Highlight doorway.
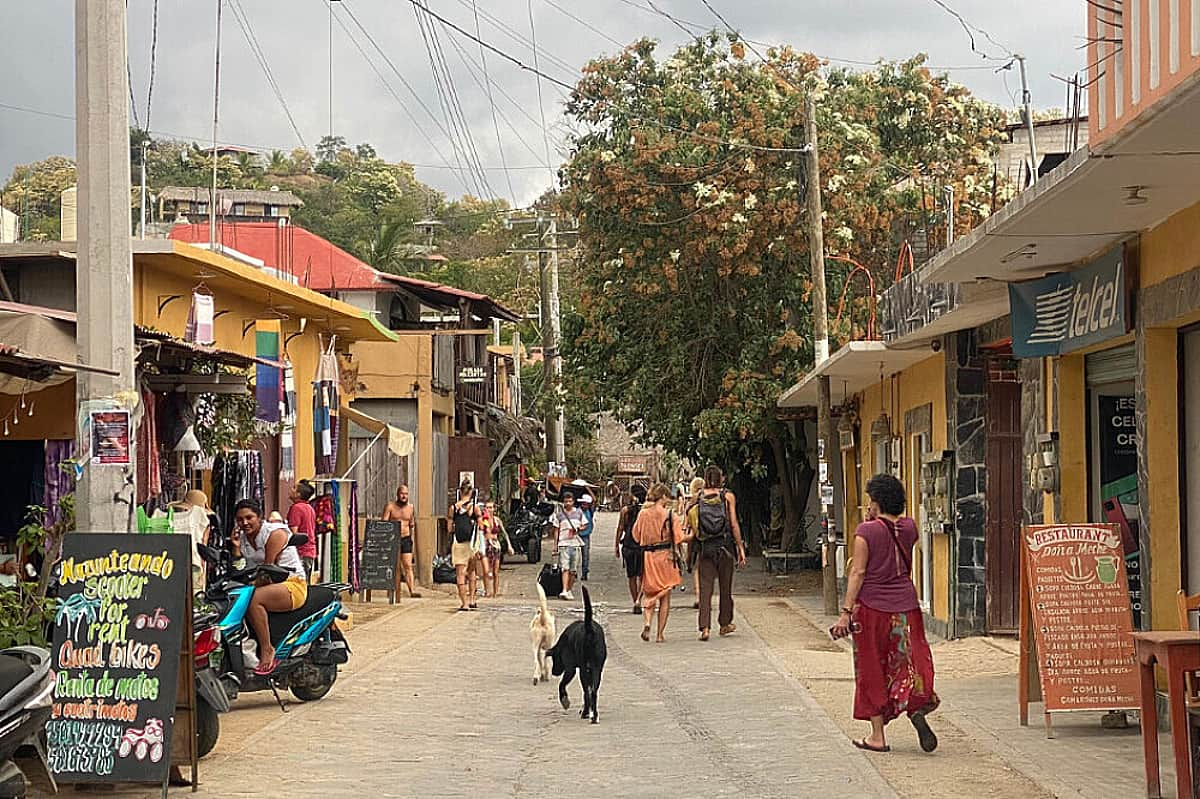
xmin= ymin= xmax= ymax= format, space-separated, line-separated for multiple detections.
xmin=985 ymin=359 xmax=1023 ymax=634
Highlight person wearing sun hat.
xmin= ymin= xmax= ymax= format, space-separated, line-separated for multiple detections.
xmin=578 ymin=493 xmax=595 ymax=581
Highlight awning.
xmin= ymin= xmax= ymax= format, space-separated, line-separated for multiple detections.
xmin=881 ymin=276 xmax=1010 ymax=348
xmin=921 ymin=76 xmax=1200 ymax=286
xmin=340 ymin=404 xmax=414 ymax=458
xmin=777 ymin=341 xmax=935 ymax=409
xmin=0 ymin=306 xmax=118 ymax=392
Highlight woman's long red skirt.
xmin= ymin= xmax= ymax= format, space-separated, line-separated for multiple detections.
xmin=851 ymin=603 xmax=938 ymax=723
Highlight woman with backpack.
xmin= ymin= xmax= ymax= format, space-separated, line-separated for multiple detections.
xmin=615 ymin=484 xmax=648 ymax=614
xmin=449 ymin=480 xmax=482 ymax=611
xmin=688 ymin=465 xmax=747 ymax=641
xmin=830 ymin=474 xmax=939 ymax=754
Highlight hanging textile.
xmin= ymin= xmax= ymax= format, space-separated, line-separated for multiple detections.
xmin=312 ymin=478 xmax=359 ymax=588
xmin=43 ymin=439 xmax=75 ymax=527
xmin=348 ymin=480 xmax=359 ymax=593
xmin=211 ymin=450 xmax=264 ymax=542
xmin=185 ymin=291 xmax=215 ymax=345
xmin=313 ymin=491 xmax=336 ymax=582
xmin=280 ymin=358 xmax=296 ymax=482
xmin=255 ymin=327 xmax=282 ymax=424
xmin=313 ymin=336 xmax=340 ymax=476
xmin=136 ymin=389 xmax=162 ymax=504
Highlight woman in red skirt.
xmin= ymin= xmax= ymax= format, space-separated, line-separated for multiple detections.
xmin=831 ymin=473 xmax=939 ymax=753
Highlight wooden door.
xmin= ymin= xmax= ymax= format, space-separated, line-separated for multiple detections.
xmin=985 ymin=374 xmax=1023 ymax=633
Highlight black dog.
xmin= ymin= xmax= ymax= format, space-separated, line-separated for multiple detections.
xmin=547 ymin=586 xmax=606 ymax=723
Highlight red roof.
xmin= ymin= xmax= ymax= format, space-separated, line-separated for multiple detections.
xmin=169 ymin=222 xmax=520 ymax=321
xmin=170 ymin=222 xmax=387 ymax=291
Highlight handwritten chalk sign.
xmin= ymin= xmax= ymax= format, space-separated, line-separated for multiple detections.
xmin=360 ymin=520 xmax=401 ymax=595
xmin=48 ymin=533 xmax=190 ymax=786
xmin=1018 ymin=523 xmax=1139 ymax=737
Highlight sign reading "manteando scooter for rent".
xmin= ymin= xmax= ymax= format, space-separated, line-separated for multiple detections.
xmin=1009 ymin=246 xmax=1128 ymax=358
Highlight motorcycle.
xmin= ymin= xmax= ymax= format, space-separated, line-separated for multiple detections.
xmin=199 ymin=545 xmax=350 ymax=711
xmin=0 ymin=646 xmax=53 ymax=799
xmin=192 ymin=609 xmax=228 ymax=758
xmin=506 ymin=501 xmax=555 ymax=564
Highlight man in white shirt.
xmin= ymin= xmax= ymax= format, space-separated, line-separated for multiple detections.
xmin=552 ymin=492 xmax=589 ymax=600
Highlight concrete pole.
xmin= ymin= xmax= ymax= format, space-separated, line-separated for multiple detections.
xmin=75 ymin=0 xmax=137 ymax=532
xmin=512 ymin=330 xmax=522 ymax=416
xmin=139 ymin=140 xmax=147 ymax=239
xmin=1016 ymin=55 xmax=1039 ymax=185
xmin=805 ymin=95 xmax=839 ymax=616
xmin=536 ymin=215 xmax=559 ymax=467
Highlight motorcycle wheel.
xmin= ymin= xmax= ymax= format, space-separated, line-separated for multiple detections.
xmin=195 ymin=696 xmax=220 ymax=759
xmin=290 ymin=663 xmax=337 ymax=702
xmin=526 ymin=535 xmax=541 ymax=564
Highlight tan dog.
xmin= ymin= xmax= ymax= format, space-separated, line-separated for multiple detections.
xmin=530 ymin=582 xmax=557 ymax=684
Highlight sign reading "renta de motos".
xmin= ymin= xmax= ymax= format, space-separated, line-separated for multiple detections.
xmin=1009 ymin=247 xmax=1127 ymax=358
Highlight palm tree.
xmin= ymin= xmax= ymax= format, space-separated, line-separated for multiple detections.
xmin=364 ymin=220 xmax=410 ymax=274
xmin=268 ymin=150 xmax=289 ymax=175
xmin=235 ymin=152 xmax=262 ymax=180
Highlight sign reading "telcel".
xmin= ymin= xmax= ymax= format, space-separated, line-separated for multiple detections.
xmin=1009 ymin=246 xmax=1128 ymax=358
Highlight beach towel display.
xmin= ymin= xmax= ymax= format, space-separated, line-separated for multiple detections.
xmin=313 ymin=478 xmax=360 ymax=591
xmin=280 ymin=358 xmax=297 ymax=482
xmin=185 ymin=291 xmax=215 ymax=345
xmin=255 ymin=328 xmax=281 ymax=424
xmin=313 ymin=337 xmax=339 ymax=476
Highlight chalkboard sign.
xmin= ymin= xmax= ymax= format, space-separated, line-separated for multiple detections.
xmin=360 ymin=520 xmax=401 ymax=594
xmin=48 ymin=533 xmax=190 ymax=785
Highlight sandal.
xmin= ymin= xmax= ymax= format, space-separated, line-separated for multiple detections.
xmin=852 ymin=738 xmax=890 ymax=753
xmin=719 ymin=623 xmax=737 ymax=636
xmin=641 ymin=625 xmax=651 ymax=642
xmin=253 ymin=658 xmax=279 ymax=676
xmin=455 ymin=606 xmax=470 ymax=612
xmin=468 ymin=603 xmax=478 ymax=610
xmin=699 ymin=629 xmax=710 ymax=641
xmin=910 ymin=712 xmax=938 ymax=752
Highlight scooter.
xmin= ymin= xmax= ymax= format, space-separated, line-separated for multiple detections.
xmin=0 ymin=646 xmax=54 ymax=799
xmin=192 ymin=610 xmax=229 ymax=758
xmin=508 ymin=501 xmax=555 ymax=564
xmin=199 ymin=546 xmax=350 ymax=711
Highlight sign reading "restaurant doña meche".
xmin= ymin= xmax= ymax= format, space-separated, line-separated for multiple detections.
xmin=1009 ymin=246 xmax=1128 ymax=358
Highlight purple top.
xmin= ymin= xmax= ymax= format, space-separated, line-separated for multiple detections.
xmin=854 ymin=517 xmax=920 ymax=613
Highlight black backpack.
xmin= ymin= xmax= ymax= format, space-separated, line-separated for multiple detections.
xmin=452 ymin=505 xmax=476 ymax=543
xmin=695 ymin=490 xmax=731 ymax=543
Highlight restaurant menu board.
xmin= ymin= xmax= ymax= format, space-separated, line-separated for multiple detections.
xmin=48 ymin=533 xmax=190 ymax=785
xmin=1022 ymin=524 xmax=1139 ymax=712
xmin=360 ymin=520 xmax=401 ymax=592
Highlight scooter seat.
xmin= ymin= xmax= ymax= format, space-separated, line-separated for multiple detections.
xmin=0 ymin=653 xmax=32 ymax=696
xmin=267 ymin=584 xmax=336 ymax=644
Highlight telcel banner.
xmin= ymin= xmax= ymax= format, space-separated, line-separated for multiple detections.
xmin=1009 ymin=246 xmax=1127 ymax=358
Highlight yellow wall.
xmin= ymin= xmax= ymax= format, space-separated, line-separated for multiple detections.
xmin=1 ymin=381 xmax=75 ymax=440
xmin=1141 ymin=200 xmax=1200 ymax=289
xmin=845 ymin=353 xmax=949 ymax=621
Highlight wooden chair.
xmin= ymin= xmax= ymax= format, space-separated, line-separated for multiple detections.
xmin=1178 ymin=590 xmax=1200 ymax=713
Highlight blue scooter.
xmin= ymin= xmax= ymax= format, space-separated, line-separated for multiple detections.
xmin=198 ymin=546 xmax=350 ymax=712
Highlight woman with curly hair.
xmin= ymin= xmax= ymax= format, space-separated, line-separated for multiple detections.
xmin=831 ymin=473 xmax=939 ymax=754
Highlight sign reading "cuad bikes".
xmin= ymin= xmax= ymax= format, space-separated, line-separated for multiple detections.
xmin=48 ymin=533 xmax=189 ymax=786
xmin=1008 ymin=246 xmax=1129 ymax=358
xmin=1021 ymin=523 xmax=1139 ymax=714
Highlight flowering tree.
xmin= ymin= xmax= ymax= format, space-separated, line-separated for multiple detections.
xmin=560 ymin=35 xmax=1007 ymax=548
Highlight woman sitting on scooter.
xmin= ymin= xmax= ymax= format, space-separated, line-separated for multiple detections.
xmin=230 ymin=499 xmax=308 ymax=675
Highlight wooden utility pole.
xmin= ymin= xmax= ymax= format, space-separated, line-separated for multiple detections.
xmin=805 ymin=95 xmax=838 ymax=616
xmin=75 ymin=0 xmax=137 ymax=532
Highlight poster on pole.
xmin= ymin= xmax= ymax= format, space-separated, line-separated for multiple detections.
xmin=90 ymin=410 xmax=132 ymax=465
xmin=47 ymin=533 xmax=190 ymax=786
xmin=1018 ymin=523 xmax=1138 ymax=734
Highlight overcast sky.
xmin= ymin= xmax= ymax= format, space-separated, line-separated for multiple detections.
xmin=1 ymin=0 xmax=1085 ymax=206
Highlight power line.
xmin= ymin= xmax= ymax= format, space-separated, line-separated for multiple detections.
xmin=925 ymin=0 xmax=1013 ymax=62
xmin=527 ymin=0 xmax=557 ymax=188
xmin=328 ymin=1 xmax=475 ymax=194
xmin=448 ymin=0 xmax=577 ymax=86
xmin=227 ymin=0 xmax=308 ymax=150
xmin=540 ymin=0 xmax=625 ymax=48
xmin=697 ymin=0 xmax=768 ymax=61
xmin=472 ymin=1 xmax=518 ymax=201
xmin=397 ymin=0 xmax=812 ymax=153
xmin=645 ymin=0 xmax=697 ymax=38
xmin=145 ymin=0 xmax=160 ymax=131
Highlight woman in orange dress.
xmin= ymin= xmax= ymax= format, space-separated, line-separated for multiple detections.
xmin=633 ymin=483 xmax=692 ymax=643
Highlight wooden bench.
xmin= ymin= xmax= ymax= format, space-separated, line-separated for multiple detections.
xmin=762 ymin=549 xmax=819 ymax=573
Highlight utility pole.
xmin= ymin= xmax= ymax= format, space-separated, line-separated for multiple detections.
xmin=139 ymin=139 xmax=148 ymax=239
xmin=805 ymin=95 xmax=839 ymax=616
xmin=209 ymin=0 xmax=222 ymax=247
xmin=1016 ymin=55 xmax=1039 ymax=185
xmin=546 ymin=215 xmax=565 ymax=466
xmin=75 ymin=0 xmax=137 ymax=532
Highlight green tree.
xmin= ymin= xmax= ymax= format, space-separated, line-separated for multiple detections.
xmin=1 ymin=156 xmax=77 ymax=240
xmin=560 ymin=37 xmax=1006 ymax=548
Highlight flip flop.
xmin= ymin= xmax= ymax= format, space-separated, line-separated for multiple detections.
xmin=699 ymin=629 xmax=710 ymax=641
xmin=455 ymin=606 xmax=470 ymax=612
xmin=910 ymin=712 xmax=939 ymax=752
xmin=641 ymin=625 xmax=651 ymax=642
xmin=468 ymin=603 xmax=478 ymax=610
xmin=852 ymin=738 xmax=890 ymax=753
xmin=253 ymin=658 xmax=279 ymax=676
xmin=719 ymin=623 xmax=737 ymax=636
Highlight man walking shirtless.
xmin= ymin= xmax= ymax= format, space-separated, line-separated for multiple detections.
xmin=382 ymin=484 xmax=421 ymax=598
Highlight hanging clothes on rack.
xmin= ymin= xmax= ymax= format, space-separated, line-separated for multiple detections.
xmin=280 ymin=357 xmax=297 ymax=483
xmin=185 ymin=291 xmax=215 ymax=345
xmin=312 ymin=478 xmax=359 ymax=588
xmin=313 ymin=336 xmax=340 ymax=476
xmin=211 ymin=450 xmax=264 ymax=542
xmin=136 ymin=389 xmax=162 ymax=504
xmin=43 ymin=439 xmax=75 ymax=527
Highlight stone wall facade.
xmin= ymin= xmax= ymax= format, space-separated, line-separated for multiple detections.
xmin=944 ymin=330 xmax=989 ymax=636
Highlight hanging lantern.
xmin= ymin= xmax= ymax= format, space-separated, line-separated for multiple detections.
xmin=870 ymin=411 xmax=892 ymax=441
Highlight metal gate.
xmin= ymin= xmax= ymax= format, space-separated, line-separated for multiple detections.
xmin=346 ymin=437 xmax=408 ymax=520
xmin=985 ymin=375 xmax=1023 ymax=634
